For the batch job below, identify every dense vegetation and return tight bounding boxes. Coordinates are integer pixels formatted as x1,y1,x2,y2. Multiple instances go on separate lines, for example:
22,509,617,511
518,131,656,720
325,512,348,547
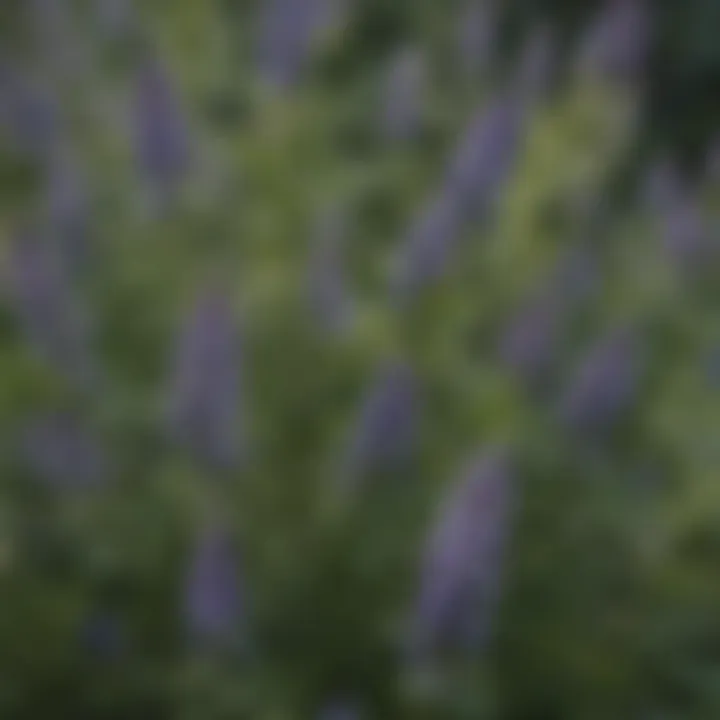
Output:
0,1,719,718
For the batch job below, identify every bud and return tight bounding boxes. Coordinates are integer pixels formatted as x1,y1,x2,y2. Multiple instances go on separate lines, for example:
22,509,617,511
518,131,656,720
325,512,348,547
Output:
409,450,514,660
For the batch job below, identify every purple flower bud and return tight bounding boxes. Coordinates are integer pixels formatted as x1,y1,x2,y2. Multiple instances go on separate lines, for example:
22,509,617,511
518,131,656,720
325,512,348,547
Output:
560,328,642,432
576,0,650,84
308,204,353,333
256,0,331,89
346,362,419,485
380,46,426,143
393,191,465,299
21,412,109,489
7,232,95,387
133,58,191,197
410,450,514,659
167,286,242,471
457,1,496,81
185,520,245,647
444,93,524,215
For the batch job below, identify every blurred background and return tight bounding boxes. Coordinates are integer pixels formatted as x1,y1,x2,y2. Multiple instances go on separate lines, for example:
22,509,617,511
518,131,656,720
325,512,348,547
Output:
0,0,719,717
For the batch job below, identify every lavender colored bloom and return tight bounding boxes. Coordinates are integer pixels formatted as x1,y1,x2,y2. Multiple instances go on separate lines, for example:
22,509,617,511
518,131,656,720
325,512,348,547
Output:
444,93,524,216
185,520,244,647
308,204,353,333
457,1,496,81
381,46,426,143
256,0,332,89
410,450,514,659
133,58,190,196
393,190,465,300
7,232,94,387
21,413,108,489
346,362,419,485
560,328,642,432
167,286,242,471
576,0,650,84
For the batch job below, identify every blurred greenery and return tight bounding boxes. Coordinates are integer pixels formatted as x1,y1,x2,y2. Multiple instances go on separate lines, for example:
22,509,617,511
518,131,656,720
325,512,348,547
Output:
0,1,719,718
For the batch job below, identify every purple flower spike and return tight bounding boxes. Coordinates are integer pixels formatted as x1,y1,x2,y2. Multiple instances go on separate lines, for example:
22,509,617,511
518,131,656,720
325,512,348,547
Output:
167,286,242,471
185,520,245,648
394,191,465,300
444,93,523,216
21,413,109,489
346,362,419,486
381,46,426,143
7,232,94,387
457,1,496,82
133,58,190,197
410,450,514,660
308,204,353,333
256,0,331,89
576,0,650,84
560,328,642,433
